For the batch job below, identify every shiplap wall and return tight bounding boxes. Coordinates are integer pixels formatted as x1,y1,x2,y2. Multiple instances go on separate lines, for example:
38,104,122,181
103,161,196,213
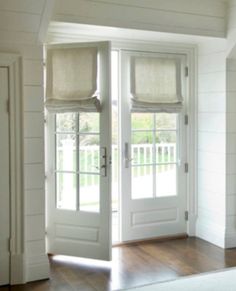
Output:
0,0,50,283
225,1,236,247
196,40,228,248
53,0,227,38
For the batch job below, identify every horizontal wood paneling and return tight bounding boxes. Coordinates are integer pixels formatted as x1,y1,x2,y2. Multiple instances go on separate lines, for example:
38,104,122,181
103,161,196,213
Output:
90,0,226,17
0,11,40,33
0,0,46,14
53,0,226,37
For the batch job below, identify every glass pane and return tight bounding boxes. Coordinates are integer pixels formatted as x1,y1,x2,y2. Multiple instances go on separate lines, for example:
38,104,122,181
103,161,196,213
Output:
79,112,99,133
132,166,153,199
56,113,76,132
156,165,177,196
56,173,76,210
155,113,177,129
80,174,99,212
56,134,76,171
131,113,154,130
79,135,100,173
131,131,153,165
156,131,176,163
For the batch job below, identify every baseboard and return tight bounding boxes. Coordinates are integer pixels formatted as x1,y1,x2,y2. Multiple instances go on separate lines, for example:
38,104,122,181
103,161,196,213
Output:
225,230,236,248
25,254,49,283
196,220,225,248
187,213,197,236
10,253,26,285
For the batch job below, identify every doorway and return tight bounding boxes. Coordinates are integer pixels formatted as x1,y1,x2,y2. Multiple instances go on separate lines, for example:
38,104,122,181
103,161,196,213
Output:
46,42,189,258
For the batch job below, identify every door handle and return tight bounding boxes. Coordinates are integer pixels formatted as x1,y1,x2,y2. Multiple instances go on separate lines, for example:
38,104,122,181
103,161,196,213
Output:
100,147,107,177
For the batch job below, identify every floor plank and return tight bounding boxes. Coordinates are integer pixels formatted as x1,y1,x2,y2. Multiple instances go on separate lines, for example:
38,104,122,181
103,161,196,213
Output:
2,237,236,290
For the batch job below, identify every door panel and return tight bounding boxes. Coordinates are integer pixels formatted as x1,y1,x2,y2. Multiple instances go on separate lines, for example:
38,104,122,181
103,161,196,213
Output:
120,51,187,242
46,42,112,260
0,67,10,285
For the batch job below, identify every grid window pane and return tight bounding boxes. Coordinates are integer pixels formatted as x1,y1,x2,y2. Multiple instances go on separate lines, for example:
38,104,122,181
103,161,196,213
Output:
156,165,177,197
131,113,154,130
56,113,76,132
155,113,177,129
156,131,176,163
131,131,153,165
79,135,100,173
80,174,99,212
56,134,76,171
132,166,153,199
79,112,99,133
56,173,76,210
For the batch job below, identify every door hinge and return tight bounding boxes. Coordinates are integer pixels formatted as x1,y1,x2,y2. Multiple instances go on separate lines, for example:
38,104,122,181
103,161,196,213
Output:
184,114,189,125
184,163,189,173
185,211,189,221
6,99,10,114
185,66,189,77
9,238,13,252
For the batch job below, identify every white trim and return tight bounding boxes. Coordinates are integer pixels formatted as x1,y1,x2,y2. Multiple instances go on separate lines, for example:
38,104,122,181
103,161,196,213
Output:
196,220,225,248
25,254,49,283
0,53,25,284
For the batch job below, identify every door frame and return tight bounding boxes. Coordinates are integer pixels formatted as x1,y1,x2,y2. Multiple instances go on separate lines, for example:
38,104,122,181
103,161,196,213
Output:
111,41,197,237
0,53,24,284
46,30,198,238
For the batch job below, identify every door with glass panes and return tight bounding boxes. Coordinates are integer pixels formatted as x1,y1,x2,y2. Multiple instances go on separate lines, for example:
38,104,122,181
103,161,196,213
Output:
120,50,187,242
46,42,112,260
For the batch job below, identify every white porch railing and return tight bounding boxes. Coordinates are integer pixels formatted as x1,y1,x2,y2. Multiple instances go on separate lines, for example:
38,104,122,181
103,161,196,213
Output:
58,143,176,185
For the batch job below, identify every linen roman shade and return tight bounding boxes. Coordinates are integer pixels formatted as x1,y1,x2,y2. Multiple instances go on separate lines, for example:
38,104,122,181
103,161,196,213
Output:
131,56,183,113
46,46,100,112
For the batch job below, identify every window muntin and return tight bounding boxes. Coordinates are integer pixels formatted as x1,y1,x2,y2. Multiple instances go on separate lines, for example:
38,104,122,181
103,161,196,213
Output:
55,112,100,212
131,113,178,199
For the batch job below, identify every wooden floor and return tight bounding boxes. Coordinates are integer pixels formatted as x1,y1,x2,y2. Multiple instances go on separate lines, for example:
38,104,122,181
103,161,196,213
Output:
2,237,236,290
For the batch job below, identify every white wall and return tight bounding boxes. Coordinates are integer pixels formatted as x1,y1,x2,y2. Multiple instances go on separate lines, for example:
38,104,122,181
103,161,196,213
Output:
53,0,227,38
196,41,227,247
0,0,50,283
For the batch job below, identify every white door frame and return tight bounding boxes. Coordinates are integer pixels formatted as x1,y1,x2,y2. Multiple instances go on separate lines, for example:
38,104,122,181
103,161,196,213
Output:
112,41,197,237
0,53,25,284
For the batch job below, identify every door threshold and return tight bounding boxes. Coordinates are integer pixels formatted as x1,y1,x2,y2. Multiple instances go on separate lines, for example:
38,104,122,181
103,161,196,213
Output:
113,233,188,247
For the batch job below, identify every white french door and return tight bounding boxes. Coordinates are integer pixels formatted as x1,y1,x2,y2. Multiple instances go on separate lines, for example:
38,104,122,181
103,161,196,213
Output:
0,67,10,285
46,42,112,260
120,50,187,242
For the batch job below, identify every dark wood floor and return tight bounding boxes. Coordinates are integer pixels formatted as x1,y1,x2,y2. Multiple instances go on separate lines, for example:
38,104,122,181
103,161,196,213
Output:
2,237,236,290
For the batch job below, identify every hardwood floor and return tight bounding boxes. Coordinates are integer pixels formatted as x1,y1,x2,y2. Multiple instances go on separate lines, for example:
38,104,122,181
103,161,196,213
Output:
2,237,236,290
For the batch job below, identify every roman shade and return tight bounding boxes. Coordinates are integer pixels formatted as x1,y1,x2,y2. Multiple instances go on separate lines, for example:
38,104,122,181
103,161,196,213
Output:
46,46,100,112
131,56,183,113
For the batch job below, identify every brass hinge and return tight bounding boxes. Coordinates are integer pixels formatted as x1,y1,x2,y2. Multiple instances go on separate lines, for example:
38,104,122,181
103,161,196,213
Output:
185,211,189,221
184,163,189,173
184,115,189,125
185,66,189,77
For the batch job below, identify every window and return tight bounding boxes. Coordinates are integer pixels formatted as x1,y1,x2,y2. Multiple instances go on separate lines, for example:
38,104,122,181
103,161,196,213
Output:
55,112,100,212
131,113,178,199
